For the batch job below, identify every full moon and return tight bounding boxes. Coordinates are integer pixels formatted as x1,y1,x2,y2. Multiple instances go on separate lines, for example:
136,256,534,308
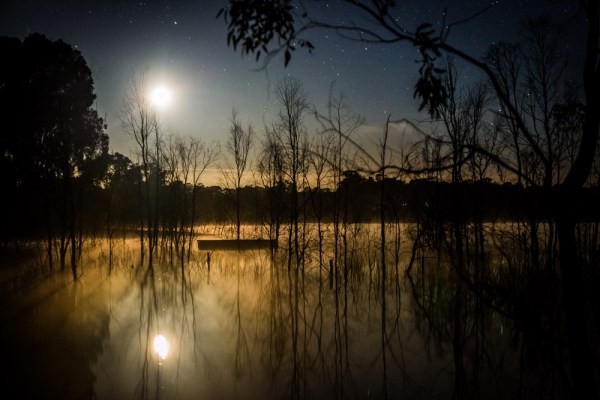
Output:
150,86,172,108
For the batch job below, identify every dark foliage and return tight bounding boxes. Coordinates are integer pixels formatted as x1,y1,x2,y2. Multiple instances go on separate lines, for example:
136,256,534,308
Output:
218,0,314,66
0,34,109,246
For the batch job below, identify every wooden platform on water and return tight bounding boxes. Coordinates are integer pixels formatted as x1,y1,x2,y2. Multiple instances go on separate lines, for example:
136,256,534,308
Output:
197,239,278,251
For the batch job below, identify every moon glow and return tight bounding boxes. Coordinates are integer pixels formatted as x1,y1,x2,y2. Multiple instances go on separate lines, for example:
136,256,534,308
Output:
153,334,170,360
150,86,172,108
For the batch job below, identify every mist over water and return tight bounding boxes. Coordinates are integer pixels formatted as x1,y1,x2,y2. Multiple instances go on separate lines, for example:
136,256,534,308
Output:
1,222,578,399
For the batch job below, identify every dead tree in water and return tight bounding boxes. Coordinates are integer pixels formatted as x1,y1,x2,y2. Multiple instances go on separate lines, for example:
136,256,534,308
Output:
273,77,309,270
226,108,253,241
308,133,334,271
186,139,219,262
121,73,157,265
258,128,285,245
314,88,363,285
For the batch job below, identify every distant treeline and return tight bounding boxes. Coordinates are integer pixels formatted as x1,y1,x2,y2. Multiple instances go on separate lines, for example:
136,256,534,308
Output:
207,176,600,224
5,169,600,243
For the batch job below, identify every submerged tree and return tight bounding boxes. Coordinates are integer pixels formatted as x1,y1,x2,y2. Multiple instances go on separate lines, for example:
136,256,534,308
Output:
121,72,159,264
258,126,286,242
161,133,219,266
226,108,254,241
272,77,310,269
314,89,363,293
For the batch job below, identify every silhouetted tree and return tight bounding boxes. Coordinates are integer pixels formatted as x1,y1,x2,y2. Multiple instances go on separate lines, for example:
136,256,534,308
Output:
0,33,108,279
308,132,334,269
314,89,363,283
121,72,158,263
436,60,487,184
273,77,309,269
226,108,254,240
258,126,286,242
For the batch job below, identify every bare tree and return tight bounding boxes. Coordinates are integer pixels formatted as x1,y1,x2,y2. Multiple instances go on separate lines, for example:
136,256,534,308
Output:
273,77,309,269
226,108,254,240
258,126,285,243
121,72,157,263
308,132,334,269
485,41,525,184
314,88,363,278
467,112,505,182
162,134,183,258
186,137,219,260
161,133,219,266
435,60,487,183
521,16,569,187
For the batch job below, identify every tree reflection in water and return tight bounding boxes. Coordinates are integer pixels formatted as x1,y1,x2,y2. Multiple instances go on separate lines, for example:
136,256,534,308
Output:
0,242,131,399
0,223,598,399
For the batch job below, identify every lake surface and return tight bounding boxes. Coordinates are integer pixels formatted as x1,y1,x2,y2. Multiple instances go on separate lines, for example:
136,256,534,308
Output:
0,223,582,399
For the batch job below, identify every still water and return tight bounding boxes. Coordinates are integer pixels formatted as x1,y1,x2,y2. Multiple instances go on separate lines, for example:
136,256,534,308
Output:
0,224,569,399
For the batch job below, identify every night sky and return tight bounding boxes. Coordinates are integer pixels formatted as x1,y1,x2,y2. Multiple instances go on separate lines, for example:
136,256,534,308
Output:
0,1,581,163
